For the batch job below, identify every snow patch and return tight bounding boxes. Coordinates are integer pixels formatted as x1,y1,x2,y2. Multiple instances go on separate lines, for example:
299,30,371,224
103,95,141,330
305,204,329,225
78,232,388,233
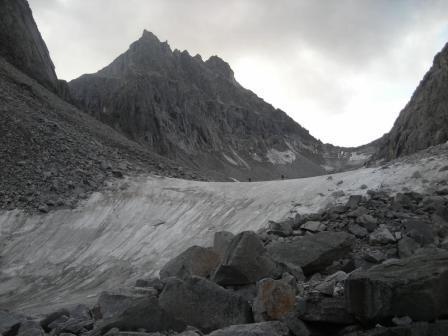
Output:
266,149,296,165
223,153,238,166
349,152,370,162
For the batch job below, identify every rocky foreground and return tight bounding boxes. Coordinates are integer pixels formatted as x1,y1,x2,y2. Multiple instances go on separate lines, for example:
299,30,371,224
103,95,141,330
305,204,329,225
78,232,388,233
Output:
2,188,448,336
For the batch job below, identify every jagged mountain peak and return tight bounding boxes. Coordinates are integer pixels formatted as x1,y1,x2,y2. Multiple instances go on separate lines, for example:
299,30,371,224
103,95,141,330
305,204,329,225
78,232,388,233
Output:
205,55,236,83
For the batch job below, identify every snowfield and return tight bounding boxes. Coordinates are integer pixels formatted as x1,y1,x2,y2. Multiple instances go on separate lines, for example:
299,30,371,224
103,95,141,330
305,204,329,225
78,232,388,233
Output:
0,146,447,314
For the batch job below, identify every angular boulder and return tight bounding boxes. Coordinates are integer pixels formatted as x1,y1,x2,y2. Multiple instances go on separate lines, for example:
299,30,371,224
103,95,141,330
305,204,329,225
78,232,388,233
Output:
345,252,448,323
160,246,220,280
0,310,24,335
267,232,353,275
206,321,290,336
253,278,296,322
268,220,293,237
94,296,186,335
212,231,280,285
159,276,252,333
297,295,355,325
17,321,45,336
95,289,153,320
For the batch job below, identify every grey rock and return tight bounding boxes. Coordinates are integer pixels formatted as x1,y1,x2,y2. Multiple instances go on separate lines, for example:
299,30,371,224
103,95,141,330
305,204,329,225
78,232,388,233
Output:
398,236,421,258
300,221,327,233
267,231,353,275
268,220,293,237
212,231,280,285
17,321,45,336
96,289,153,320
369,226,396,245
345,251,448,323
363,250,386,263
206,321,290,336
357,214,378,232
348,224,368,238
346,195,363,210
134,277,164,292
213,231,234,259
94,296,186,335
402,219,434,245
159,276,252,333
159,246,220,280
297,295,355,325
281,313,310,336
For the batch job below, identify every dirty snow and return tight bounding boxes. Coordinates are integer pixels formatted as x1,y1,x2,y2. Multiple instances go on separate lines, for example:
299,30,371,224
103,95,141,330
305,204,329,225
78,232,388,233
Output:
0,147,447,314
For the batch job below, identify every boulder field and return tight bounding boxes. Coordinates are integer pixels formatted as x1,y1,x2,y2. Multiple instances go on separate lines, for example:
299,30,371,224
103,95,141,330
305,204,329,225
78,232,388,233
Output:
2,188,448,336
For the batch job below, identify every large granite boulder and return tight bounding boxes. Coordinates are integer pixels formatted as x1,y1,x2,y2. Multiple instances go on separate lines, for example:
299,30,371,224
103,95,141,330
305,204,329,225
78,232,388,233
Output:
253,278,296,322
345,252,448,323
267,232,353,275
159,276,252,333
95,289,152,320
297,295,355,325
212,231,281,285
93,296,186,335
159,246,220,280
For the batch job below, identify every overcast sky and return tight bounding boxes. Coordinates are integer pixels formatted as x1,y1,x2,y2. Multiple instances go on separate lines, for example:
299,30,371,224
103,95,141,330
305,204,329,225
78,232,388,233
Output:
28,0,448,147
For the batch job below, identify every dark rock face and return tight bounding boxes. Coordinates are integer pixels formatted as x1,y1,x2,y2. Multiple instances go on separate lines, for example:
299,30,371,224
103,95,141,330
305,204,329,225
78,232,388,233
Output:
95,296,186,335
373,42,448,161
297,295,355,325
267,232,353,275
212,231,280,285
69,30,371,181
158,276,252,333
0,0,60,93
159,246,220,280
345,252,448,323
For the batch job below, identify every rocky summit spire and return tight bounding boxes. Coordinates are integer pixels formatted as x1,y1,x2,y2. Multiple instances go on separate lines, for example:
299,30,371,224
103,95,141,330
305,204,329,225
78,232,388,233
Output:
205,55,237,84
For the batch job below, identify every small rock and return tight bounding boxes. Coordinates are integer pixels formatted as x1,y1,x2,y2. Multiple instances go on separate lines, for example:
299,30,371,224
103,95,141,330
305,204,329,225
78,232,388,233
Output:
268,220,293,237
363,250,386,263
357,214,378,232
392,316,413,326
301,221,326,233
369,226,396,245
348,224,368,238
346,195,362,209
